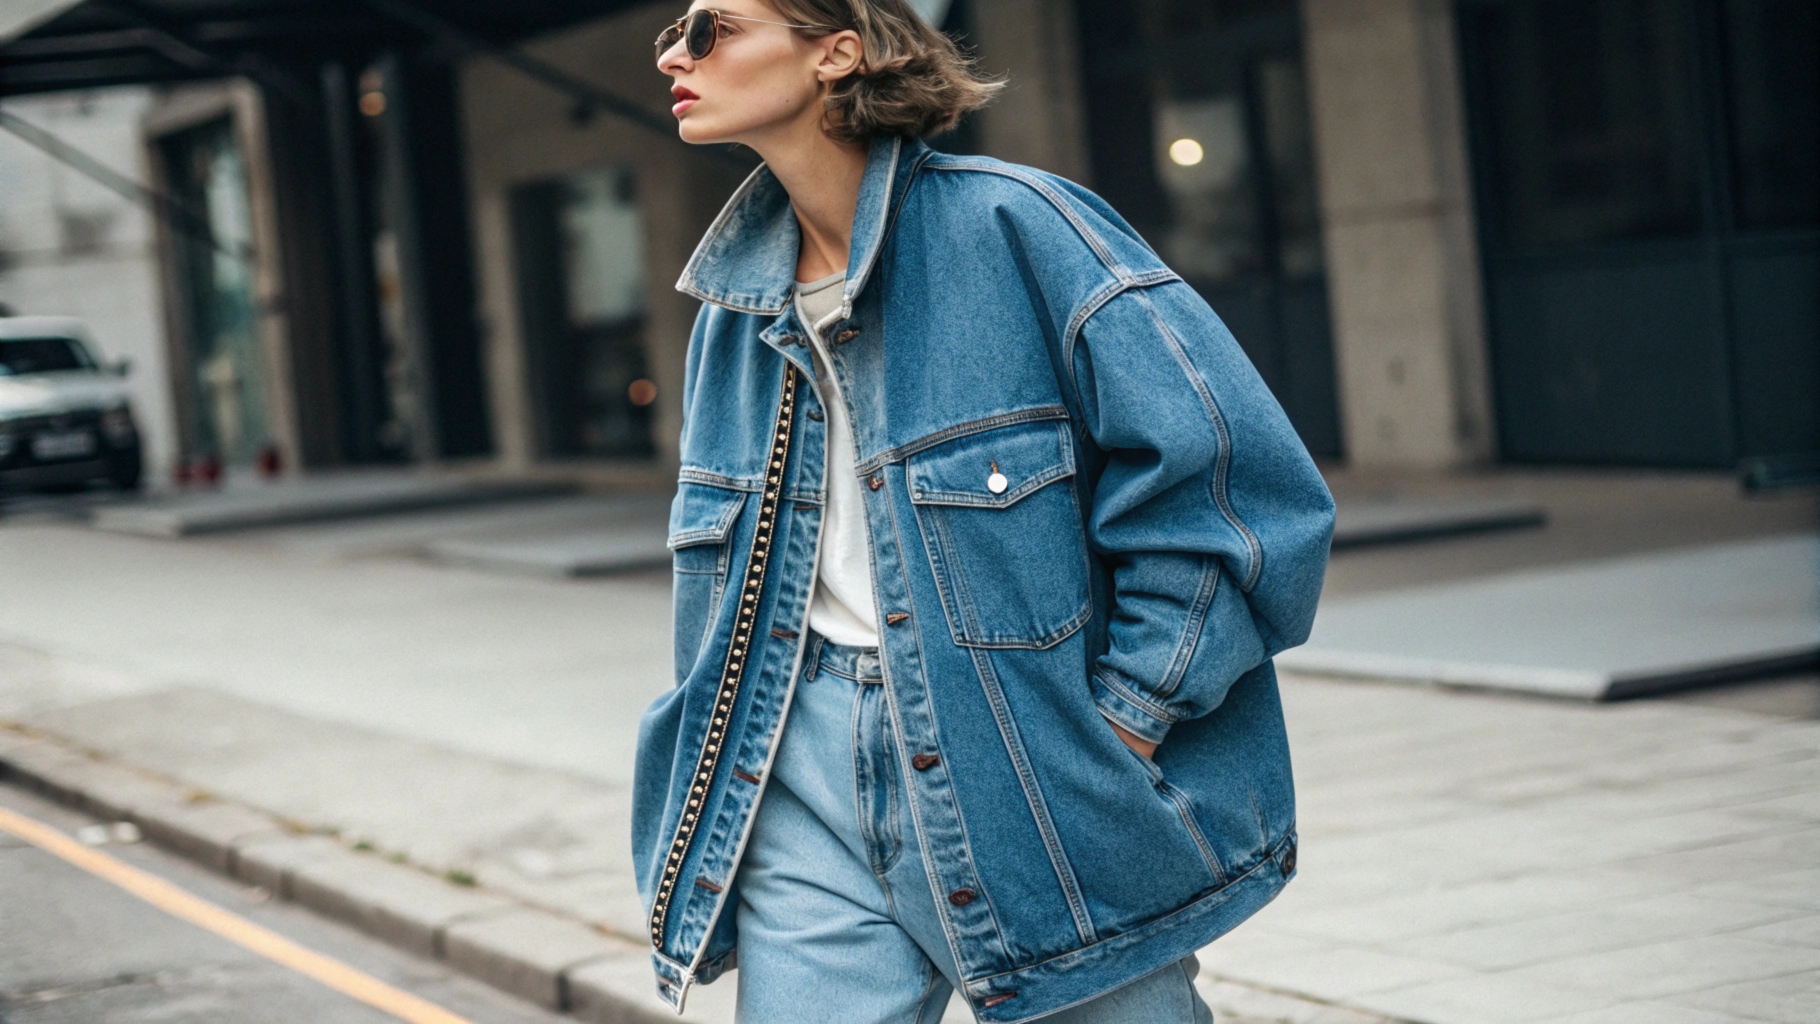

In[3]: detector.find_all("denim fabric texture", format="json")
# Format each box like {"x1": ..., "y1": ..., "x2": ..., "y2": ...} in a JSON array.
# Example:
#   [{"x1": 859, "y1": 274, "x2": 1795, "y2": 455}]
[
  {"x1": 633, "y1": 134, "x2": 1335, "y2": 1023},
  {"x1": 736, "y1": 630, "x2": 1215, "y2": 1024}
]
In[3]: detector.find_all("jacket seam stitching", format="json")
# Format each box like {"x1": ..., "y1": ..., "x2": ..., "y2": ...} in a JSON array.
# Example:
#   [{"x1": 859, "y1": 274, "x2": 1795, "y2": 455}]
[
  {"x1": 676, "y1": 468, "x2": 762, "y2": 492},
  {"x1": 1062, "y1": 271, "x2": 1180, "y2": 401},
  {"x1": 964, "y1": 831, "x2": 1295, "y2": 987},
  {"x1": 836, "y1": 136, "x2": 901, "y2": 319},
  {"x1": 1157, "y1": 779, "x2": 1229, "y2": 886},
  {"x1": 859, "y1": 405, "x2": 1070, "y2": 474},
  {"x1": 675, "y1": 160, "x2": 773, "y2": 305},
  {"x1": 1132, "y1": 289, "x2": 1265, "y2": 591},
  {"x1": 925, "y1": 161, "x2": 1125, "y2": 277},
  {"x1": 965, "y1": 645, "x2": 1100, "y2": 947},
  {"x1": 1153, "y1": 557, "x2": 1222, "y2": 702},
  {"x1": 1094, "y1": 668, "x2": 1180, "y2": 725}
]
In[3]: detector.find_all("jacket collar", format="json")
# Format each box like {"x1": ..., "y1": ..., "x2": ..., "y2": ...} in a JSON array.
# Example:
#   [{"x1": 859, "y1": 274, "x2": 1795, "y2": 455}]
[{"x1": 676, "y1": 134, "x2": 930, "y2": 319}]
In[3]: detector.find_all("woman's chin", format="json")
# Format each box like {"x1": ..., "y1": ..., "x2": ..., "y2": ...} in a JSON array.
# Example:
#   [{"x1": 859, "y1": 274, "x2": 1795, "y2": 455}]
[{"x1": 677, "y1": 118, "x2": 733, "y2": 146}]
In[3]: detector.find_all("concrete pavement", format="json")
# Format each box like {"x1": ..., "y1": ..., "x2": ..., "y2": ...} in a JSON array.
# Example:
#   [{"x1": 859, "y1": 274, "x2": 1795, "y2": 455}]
[{"x1": 1, "y1": 469, "x2": 1816, "y2": 1023}]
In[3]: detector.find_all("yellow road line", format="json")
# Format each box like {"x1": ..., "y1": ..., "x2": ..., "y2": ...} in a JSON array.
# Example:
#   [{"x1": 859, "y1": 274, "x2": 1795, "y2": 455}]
[{"x1": 0, "y1": 803, "x2": 475, "y2": 1024}]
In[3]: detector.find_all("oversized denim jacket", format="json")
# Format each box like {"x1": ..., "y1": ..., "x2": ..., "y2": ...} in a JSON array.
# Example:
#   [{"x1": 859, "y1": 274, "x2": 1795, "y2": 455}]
[{"x1": 632, "y1": 134, "x2": 1335, "y2": 1022}]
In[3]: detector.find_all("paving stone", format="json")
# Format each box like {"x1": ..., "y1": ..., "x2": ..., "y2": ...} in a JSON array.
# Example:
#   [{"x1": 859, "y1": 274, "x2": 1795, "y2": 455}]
[
  {"x1": 287, "y1": 849, "x2": 517, "y2": 958},
  {"x1": 1391, "y1": 893, "x2": 1799, "y2": 971},
  {"x1": 565, "y1": 942, "x2": 736, "y2": 1024},
  {"x1": 1203, "y1": 938, "x2": 1468, "y2": 1000},
  {"x1": 231, "y1": 833, "x2": 348, "y2": 897},
  {"x1": 1691, "y1": 866, "x2": 1820, "y2": 912},
  {"x1": 0, "y1": 726, "x2": 37, "y2": 759},
  {"x1": 1725, "y1": 915, "x2": 1820, "y2": 949},
  {"x1": 1509, "y1": 934, "x2": 1820, "y2": 1000},
  {"x1": 1352, "y1": 972, "x2": 1617, "y2": 1024},
  {"x1": 89, "y1": 476, "x2": 575, "y2": 537},
  {"x1": 130, "y1": 797, "x2": 285, "y2": 872},
  {"x1": 1679, "y1": 966, "x2": 1820, "y2": 1024},
  {"x1": 442, "y1": 908, "x2": 618, "y2": 1009},
  {"x1": 24, "y1": 754, "x2": 174, "y2": 822},
  {"x1": 1548, "y1": 1001, "x2": 1762, "y2": 1024},
  {"x1": 0, "y1": 735, "x2": 105, "y2": 803},
  {"x1": 1194, "y1": 977, "x2": 1398, "y2": 1024}
]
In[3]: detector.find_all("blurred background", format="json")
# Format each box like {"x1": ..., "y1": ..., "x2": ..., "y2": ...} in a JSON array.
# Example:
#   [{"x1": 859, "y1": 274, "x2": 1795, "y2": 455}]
[{"x1": 0, "y1": 2, "x2": 1815, "y2": 1023}]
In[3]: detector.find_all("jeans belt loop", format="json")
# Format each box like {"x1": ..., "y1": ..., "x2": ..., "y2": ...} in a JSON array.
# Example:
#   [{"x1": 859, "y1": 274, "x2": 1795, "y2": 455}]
[{"x1": 802, "y1": 631, "x2": 825, "y2": 683}]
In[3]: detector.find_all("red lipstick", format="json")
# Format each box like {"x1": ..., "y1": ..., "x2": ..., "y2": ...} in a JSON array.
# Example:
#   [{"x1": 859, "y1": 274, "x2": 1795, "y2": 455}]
[{"x1": 671, "y1": 85, "x2": 699, "y2": 117}]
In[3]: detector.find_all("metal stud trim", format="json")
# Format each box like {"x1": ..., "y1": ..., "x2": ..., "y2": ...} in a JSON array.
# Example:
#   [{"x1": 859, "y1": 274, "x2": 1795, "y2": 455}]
[{"x1": 649, "y1": 364, "x2": 799, "y2": 951}]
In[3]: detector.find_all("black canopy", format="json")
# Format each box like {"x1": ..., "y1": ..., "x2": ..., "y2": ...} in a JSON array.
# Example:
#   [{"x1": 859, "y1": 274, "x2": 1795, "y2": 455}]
[{"x1": 0, "y1": 0, "x2": 647, "y2": 97}]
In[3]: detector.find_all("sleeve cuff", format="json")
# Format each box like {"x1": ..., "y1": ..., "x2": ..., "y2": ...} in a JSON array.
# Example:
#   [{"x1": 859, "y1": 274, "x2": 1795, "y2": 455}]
[{"x1": 1091, "y1": 669, "x2": 1176, "y2": 746}]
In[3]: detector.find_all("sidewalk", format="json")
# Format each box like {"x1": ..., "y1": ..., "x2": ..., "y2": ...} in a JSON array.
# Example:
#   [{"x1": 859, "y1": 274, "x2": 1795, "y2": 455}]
[{"x1": 1, "y1": 469, "x2": 1815, "y2": 1022}]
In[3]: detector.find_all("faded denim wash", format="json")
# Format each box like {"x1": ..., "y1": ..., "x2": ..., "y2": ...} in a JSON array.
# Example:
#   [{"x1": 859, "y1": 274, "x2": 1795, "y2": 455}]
[
  {"x1": 736, "y1": 629, "x2": 1215, "y2": 1023},
  {"x1": 633, "y1": 133, "x2": 1335, "y2": 1023}
]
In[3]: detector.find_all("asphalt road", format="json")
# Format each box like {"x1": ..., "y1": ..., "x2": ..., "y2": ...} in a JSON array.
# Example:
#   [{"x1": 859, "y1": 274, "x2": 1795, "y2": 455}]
[{"x1": 0, "y1": 781, "x2": 566, "y2": 1024}]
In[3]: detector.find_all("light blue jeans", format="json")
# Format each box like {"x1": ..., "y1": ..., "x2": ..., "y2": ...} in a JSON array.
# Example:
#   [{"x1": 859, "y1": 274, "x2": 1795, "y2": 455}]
[{"x1": 734, "y1": 631, "x2": 1216, "y2": 1023}]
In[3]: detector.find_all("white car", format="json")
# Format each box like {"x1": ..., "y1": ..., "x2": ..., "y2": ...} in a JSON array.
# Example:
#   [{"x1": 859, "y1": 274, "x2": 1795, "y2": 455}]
[{"x1": 0, "y1": 316, "x2": 142, "y2": 491}]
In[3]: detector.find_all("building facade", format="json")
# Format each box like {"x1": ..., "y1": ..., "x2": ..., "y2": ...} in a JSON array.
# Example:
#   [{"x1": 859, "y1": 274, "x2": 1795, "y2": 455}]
[{"x1": 2, "y1": 0, "x2": 1813, "y2": 484}]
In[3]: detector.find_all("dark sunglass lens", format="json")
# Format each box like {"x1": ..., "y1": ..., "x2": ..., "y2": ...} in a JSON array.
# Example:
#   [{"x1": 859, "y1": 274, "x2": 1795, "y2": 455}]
[
  {"x1": 656, "y1": 24, "x2": 683, "y2": 56},
  {"x1": 685, "y1": 10, "x2": 716, "y2": 59}
]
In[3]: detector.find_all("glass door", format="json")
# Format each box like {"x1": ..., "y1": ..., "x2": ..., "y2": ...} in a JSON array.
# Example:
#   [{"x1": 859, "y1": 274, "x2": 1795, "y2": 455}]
[
  {"x1": 1075, "y1": 0, "x2": 1341, "y2": 457},
  {"x1": 511, "y1": 166, "x2": 656, "y2": 459},
  {"x1": 1459, "y1": 0, "x2": 1818, "y2": 466},
  {"x1": 161, "y1": 116, "x2": 271, "y2": 470}
]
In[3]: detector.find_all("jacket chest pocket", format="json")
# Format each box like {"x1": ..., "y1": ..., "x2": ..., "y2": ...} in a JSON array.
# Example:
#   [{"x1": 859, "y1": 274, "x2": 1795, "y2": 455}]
[
  {"x1": 908, "y1": 419, "x2": 1091, "y2": 649},
  {"x1": 669, "y1": 481, "x2": 749, "y2": 678}
]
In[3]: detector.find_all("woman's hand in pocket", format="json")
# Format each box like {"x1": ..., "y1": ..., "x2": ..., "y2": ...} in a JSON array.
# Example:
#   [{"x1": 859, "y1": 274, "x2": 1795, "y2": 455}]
[{"x1": 1108, "y1": 719, "x2": 1158, "y2": 760}]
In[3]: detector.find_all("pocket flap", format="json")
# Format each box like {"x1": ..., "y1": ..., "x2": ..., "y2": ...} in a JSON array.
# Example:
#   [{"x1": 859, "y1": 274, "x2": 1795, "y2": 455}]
[
  {"x1": 908, "y1": 419, "x2": 1075, "y2": 509},
  {"x1": 667, "y1": 481, "x2": 748, "y2": 549}
]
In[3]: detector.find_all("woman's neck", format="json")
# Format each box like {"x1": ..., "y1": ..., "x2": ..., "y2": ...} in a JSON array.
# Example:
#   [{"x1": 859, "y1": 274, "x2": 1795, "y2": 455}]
[{"x1": 749, "y1": 116, "x2": 870, "y2": 283}]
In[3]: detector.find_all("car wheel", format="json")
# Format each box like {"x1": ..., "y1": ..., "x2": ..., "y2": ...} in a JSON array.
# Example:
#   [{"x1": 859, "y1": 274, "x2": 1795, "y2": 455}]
[{"x1": 109, "y1": 446, "x2": 143, "y2": 491}]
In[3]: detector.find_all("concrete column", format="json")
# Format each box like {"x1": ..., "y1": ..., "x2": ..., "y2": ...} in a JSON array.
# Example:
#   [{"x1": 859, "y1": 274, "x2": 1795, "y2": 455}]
[
  {"x1": 968, "y1": 0, "x2": 1090, "y2": 182},
  {"x1": 1302, "y1": 0, "x2": 1494, "y2": 468}
]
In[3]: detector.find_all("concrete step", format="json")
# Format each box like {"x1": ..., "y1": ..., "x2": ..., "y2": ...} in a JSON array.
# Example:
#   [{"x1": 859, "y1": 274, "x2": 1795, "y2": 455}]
[
  {"x1": 1331, "y1": 496, "x2": 1546, "y2": 549},
  {"x1": 1282, "y1": 533, "x2": 1820, "y2": 699},
  {"x1": 425, "y1": 529, "x2": 670, "y2": 578},
  {"x1": 90, "y1": 475, "x2": 577, "y2": 538}
]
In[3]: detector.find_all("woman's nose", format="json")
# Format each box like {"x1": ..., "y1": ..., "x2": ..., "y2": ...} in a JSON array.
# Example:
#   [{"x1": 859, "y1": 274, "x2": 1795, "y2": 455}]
[{"x1": 658, "y1": 40, "x2": 692, "y2": 73}]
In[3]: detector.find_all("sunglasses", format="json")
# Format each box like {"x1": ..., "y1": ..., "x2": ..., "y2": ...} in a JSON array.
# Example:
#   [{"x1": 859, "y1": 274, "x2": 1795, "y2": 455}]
[{"x1": 655, "y1": 8, "x2": 833, "y2": 61}]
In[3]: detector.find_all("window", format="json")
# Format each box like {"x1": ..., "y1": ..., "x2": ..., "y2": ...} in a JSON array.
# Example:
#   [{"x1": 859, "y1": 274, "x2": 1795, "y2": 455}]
[
  {"x1": 1470, "y1": 0, "x2": 1702, "y2": 250},
  {"x1": 513, "y1": 166, "x2": 655, "y2": 459},
  {"x1": 0, "y1": 337, "x2": 93, "y2": 375},
  {"x1": 1723, "y1": 0, "x2": 1819, "y2": 230}
]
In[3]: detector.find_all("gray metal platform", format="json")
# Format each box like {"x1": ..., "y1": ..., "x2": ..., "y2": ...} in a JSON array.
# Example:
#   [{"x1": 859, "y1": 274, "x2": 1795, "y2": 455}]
[
  {"x1": 90, "y1": 475, "x2": 576, "y2": 537},
  {"x1": 1330, "y1": 496, "x2": 1546, "y2": 549},
  {"x1": 1279, "y1": 533, "x2": 1820, "y2": 700},
  {"x1": 426, "y1": 530, "x2": 671, "y2": 578}
]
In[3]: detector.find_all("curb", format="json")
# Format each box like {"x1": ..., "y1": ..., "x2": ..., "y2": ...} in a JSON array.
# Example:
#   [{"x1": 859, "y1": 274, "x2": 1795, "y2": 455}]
[{"x1": 0, "y1": 725, "x2": 699, "y2": 1023}]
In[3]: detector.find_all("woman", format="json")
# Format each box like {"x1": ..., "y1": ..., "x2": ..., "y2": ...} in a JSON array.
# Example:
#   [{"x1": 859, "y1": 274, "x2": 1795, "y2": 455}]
[{"x1": 634, "y1": 1, "x2": 1335, "y2": 1021}]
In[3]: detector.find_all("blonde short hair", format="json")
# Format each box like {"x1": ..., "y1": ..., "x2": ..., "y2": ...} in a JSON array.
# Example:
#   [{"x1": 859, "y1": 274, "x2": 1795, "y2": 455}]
[{"x1": 765, "y1": 0, "x2": 1004, "y2": 141}]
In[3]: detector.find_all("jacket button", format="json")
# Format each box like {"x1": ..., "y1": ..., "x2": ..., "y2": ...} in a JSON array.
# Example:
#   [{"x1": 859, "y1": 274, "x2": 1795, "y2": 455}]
[
  {"x1": 948, "y1": 888, "x2": 976, "y2": 906},
  {"x1": 835, "y1": 327, "x2": 860, "y2": 344},
  {"x1": 1282, "y1": 842, "x2": 1297, "y2": 874},
  {"x1": 867, "y1": 474, "x2": 882, "y2": 490},
  {"x1": 806, "y1": 407, "x2": 824, "y2": 421},
  {"x1": 885, "y1": 611, "x2": 909, "y2": 625},
  {"x1": 912, "y1": 753, "x2": 939, "y2": 771}
]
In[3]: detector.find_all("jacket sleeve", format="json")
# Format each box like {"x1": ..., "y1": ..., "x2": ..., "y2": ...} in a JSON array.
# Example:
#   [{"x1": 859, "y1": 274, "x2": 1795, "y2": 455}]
[{"x1": 1072, "y1": 281, "x2": 1334, "y2": 744}]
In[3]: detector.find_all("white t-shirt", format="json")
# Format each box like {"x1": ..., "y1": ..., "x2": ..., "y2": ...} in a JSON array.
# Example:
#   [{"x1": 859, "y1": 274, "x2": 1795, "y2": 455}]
[{"x1": 794, "y1": 270, "x2": 880, "y2": 647}]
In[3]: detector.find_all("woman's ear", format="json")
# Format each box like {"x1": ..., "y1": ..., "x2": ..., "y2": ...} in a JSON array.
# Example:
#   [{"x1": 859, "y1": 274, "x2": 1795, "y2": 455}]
[{"x1": 814, "y1": 29, "x2": 864, "y2": 83}]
